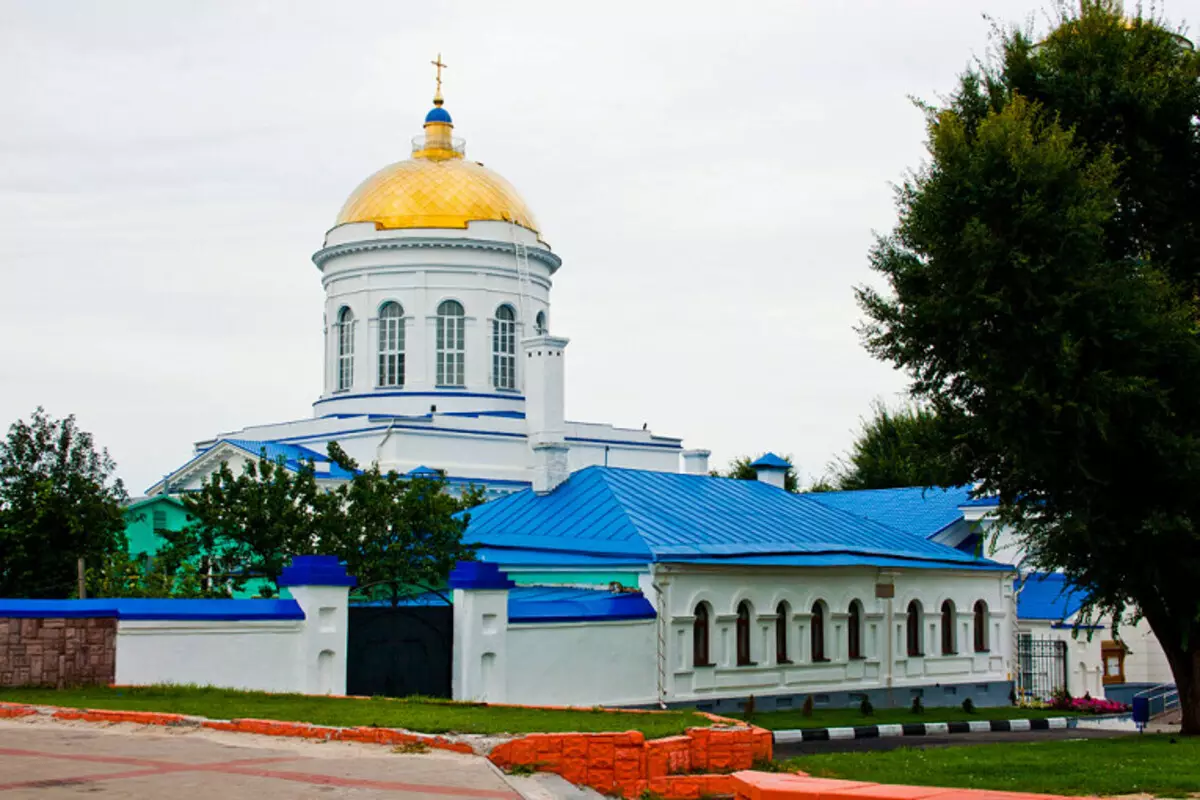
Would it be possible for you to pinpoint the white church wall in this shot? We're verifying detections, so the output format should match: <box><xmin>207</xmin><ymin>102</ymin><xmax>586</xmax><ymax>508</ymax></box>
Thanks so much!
<box><xmin>116</xmin><ymin>620</ymin><xmax>305</xmax><ymax>692</ymax></box>
<box><xmin>661</xmin><ymin>566</ymin><xmax>1012</xmax><ymax>708</ymax></box>
<box><xmin>504</xmin><ymin>621</ymin><xmax>658</xmax><ymax>707</ymax></box>
<box><xmin>114</xmin><ymin>568</ymin><xmax>351</xmax><ymax>695</ymax></box>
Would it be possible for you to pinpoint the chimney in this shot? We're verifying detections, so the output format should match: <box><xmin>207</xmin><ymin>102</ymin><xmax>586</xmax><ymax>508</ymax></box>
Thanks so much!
<box><xmin>681</xmin><ymin>449</ymin><xmax>711</xmax><ymax>475</ymax></box>
<box><xmin>524</xmin><ymin>334</ymin><xmax>571</xmax><ymax>494</ymax></box>
<box><xmin>750</xmin><ymin>452</ymin><xmax>791</xmax><ymax>489</ymax></box>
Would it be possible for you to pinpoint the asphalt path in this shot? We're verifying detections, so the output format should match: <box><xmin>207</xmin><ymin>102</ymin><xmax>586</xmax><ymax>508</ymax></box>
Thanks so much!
<box><xmin>773</xmin><ymin>726</ymin><xmax>1133</xmax><ymax>757</ymax></box>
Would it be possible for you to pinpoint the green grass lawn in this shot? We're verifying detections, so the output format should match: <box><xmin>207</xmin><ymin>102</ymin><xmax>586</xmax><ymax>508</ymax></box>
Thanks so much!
<box><xmin>742</xmin><ymin>705</ymin><xmax>1081</xmax><ymax>730</ymax></box>
<box><xmin>0</xmin><ymin>685</ymin><xmax>707</xmax><ymax>737</ymax></box>
<box><xmin>781</xmin><ymin>735</ymin><xmax>1199</xmax><ymax>798</ymax></box>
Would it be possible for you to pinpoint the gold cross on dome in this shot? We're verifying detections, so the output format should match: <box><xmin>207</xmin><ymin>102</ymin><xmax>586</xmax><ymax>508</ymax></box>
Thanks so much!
<box><xmin>431</xmin><ymin>53</ymin><xmax>447</xmax><ymax>103</ymax></box>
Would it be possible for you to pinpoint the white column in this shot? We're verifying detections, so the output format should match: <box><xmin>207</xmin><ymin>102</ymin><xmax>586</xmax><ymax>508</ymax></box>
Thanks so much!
<box><xmin>277</xmin><ymin>556</ymin><xmax>356</xmax><ymax>695</ymax></box>
<box><xmin>449</xmin><ymin>562</ymin><xmax>513</xmax><ymax>703</ymax></box>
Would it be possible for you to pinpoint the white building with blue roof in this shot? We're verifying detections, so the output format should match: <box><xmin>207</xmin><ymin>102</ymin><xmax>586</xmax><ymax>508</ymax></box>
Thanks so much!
<box><xmin>147</xmin><ymin>80</ymin><xmax>697</xmax><ymax>501</ymax></box>
<box><xmin>806</xmin><ymin>486</ymin><xmax>1172</xmax><ymax>704</ymax></box>
<box><xmin>452</xmin><ymin>460</ymin><xmax>1017</xmax><ymax>711</ymax></box>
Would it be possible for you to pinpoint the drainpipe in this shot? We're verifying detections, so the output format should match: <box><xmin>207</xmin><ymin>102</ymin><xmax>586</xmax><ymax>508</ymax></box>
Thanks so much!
<box><xmin>651</xmin><ymin>568</ymin><xmax>668</xmax><ymax>709</ymax></box>
<box><xmin>885</xmin><ymin>595</ymin><xmax>894</xmax><ymax>705</ymax></box>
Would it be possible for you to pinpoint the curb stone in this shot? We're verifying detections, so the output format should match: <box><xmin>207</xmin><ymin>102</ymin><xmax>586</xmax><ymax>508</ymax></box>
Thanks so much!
<box><xmin>0</xmin><ymin>701</ymin><xmax>476</xmax><ymax>754</ymax></box>
<box><xmin>772</xmin><ymin>716</ymin><xmax>1071</xmax><ymax>743</ymax></box>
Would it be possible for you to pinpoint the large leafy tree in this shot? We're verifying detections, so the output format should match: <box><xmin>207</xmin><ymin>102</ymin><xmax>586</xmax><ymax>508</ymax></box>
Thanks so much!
<box><xmin>859</xmin><ymin>2</ymin><xmax>1200</xmax><ymax>732</ymax></box>
<box><xmin>325</xmin><ymin>445</ymin><xmax>476</xmax><ymax>604</ymax></box>
<box><xmin>177</xmin><ymin>443</ymin><xmax>477</xmax><ymax>600</ymax></box>
<box><xmin>830</xmin><ymin>402</ymin><xmax>961</xmax><ymax>490</ymax></box>
<box><xmin>0</xmin><ymin>408</ymin><xmax>128</xmax><ymax>597</ymax></box>
<box><xmin>178</xmin><ymin>452</ymin><xmax>323</xmax><ymax>596</ymax></box>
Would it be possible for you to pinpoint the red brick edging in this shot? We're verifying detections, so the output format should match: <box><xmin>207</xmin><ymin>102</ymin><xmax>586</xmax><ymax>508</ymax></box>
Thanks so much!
<box><xmin>488</xmin><ymin>721</ymin><xmax>773</xmax><ymax>799</ymax></box>
<box><xmin>729</xmin><ymin>769</ymin><xmax>1087</xmax><ymax>800</ymax></box>
<box><xmin>0</xmin><ymin>701</ymin><xmax>473</xmax><ymax>754</ymax></box>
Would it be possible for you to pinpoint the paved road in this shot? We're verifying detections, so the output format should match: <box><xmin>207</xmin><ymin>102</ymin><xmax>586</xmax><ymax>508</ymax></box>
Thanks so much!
<box><xmin>773</xmin><ymin>726</ymin><xmax>1132</xmax><ymax>757</ymax></box>
<box><xmin>0</xmin><ymin>718</ymin><xmax>519</xmax><ymax>799</ymax></box>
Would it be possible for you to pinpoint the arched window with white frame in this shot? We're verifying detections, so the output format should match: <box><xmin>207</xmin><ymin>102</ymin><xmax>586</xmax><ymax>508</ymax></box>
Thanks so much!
<box><xmin>973</xmin><ymin>600</ymin><xmax>989</xmax><ymax>652</ymax></box>
<box><xmin>906</xmin><ymin>600</ymin><xmax>924</xmax><ymax>656</ymax></box>
<box><xmin>492</xmin><ymin>304</ymin><xmax>516</xmax><ymax>390</ymax></box>
<box><xmin>377</xmin><ymin>301</ymin><xmax>405</xmax><ymax>387</ymax></box>
<box><xmin>436</xmin><ymin>300</ymin><xmax>465</xmax><ymax>386</ymax></box>
<box><xmin>848</xmin><ymin>599</ymin><xmax>864</xmax><ymax>660</ymax></box>
<box><xmin>336</xmin><ymin>306</ymin><xmax>355</xmax><ymax>391</ymax></box>
<box><xmin>535</xmin><ymin>310</ymin><xmax>547</xmax><ymax>335</ymax></box>
<box><xmin>941</xmin><ymin>600</ymin><xmax>957</xmax><ymax>655</ymax></box>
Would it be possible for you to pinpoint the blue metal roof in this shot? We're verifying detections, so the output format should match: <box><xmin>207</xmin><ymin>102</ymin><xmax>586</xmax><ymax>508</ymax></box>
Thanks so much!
<box><xmin>464</xmin><ymin>467</ymin><xmax>1007</xmax><ymax>570</ymax></box>
<box><xmin>507</xmin><ymin>586</ymin><xmax>655</xmax><ymax>623</ymax></box>
<box><xmin>809</xmin><ymin>485</ymin><xmax>973</xmax><ymax>539</ymax></box>
<box><xmin>0</xmin><ymin>598</ymin><xmax>304</xmax><ymax>621</ymax></box>
<box><xmin>1016</xmin><ymin>572</ymin><xmax>1087</xmax><ymax>621</ymax></box>
<box><xmin>962</xmin><ymin>495</ymin><xmax>1000</xmax><ymax>508</ymax></box>
<box><xmin>475</xmin><ymin>546</ymin><xmax>650</xmax><ymax>567</ymax></box>
<box><xmin>222</xmin><ymin>439</ymin><xmax>357</xmax><ymax>481</ymax></box>
<box><xmin>750</xmin><ymin>452</ymin><xmax>791</xmax><ymax>469</ymax></box>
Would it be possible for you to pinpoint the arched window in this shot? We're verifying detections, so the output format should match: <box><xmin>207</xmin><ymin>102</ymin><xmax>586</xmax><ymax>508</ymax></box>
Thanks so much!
<box><xmin>906</xmin><ymin>600</ymin><xmax>924</xmax><ymax>657</ymax></box>
<box><xmin>436</xmin><ymin>300</ymin><xmax>465</xmax><ymax>386</ymax></box>
<box><xmin>693</xmin><ymin>603</ymin><xmax>711</xmax><ymax>667</ymax></box>
<box><xmin>848</xmin><ymin>600</ymin><xmax>863</xmax><ymax>660</ymax></box>
<box><xmin>775</xmin><ymin>601</ymin><xmax>791</xmax><ymax>663</ymax></box>
<box><xmin>377</xmin><ymin>302</ymin><xmax>405</xmax><ymax>387</ymax></box>
<box><xmin>736</xmin><ymin>601</ymin><xmax>753</xmax><ymax>666</ymax></box>
<box><xmin>973</xmin><ymin>600</ymin><xmax>989</xmax><ymax>652</ymax></box>
<box><xmin>492</xmin><ymin>305</ymin><xmax>516</xmax><ymax>390</ymax></box>
<box><xmin>336</xmin><ymin>307</ymin><xmax>355</xmax><ymax>391</ymax></box>
<box><xmin>941</xmin><ymin>600</ymin><xmax>957</xmax><ymax>655</ymax></box>
<box><xmin>810</xmin><ymin>601</ymin><xmax>827</xmax><ymax>662</ymax></box>
<box><xmin>535</xmin><ymin>310</ymin><xmax>547</xmax><ymax>335</ymax></box>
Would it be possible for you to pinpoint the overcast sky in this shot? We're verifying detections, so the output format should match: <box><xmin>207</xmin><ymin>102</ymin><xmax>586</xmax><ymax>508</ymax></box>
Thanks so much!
<box><xmin>4</xmin><ymin>0</ymin><xmax>1184</xmax><ymax>494</ymax></box>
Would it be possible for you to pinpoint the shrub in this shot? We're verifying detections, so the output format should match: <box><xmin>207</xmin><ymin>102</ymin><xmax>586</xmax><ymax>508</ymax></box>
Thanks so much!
<box><xmin>911</xmin><ymin>696</ymin><xmax>924</xmax><ymax>714</ymax></box>
<box><xmin>859</xmin><ymin>696</ymin><xmax>874</xmax><ymax>716</ymax></box>
<box><xmin>961</xmin><ymin>697</ymin><xmax>976</xmax><ymax>714</ymax></box>
<box><xmin>1049</xmin><ymin>687</ymin><xmax>1073</xmax><ymax>711</ymax></box>
<box><xmin>802</xmin><ymin>695</ymin><xmax>814</xmax><ymax>717</ymax></box>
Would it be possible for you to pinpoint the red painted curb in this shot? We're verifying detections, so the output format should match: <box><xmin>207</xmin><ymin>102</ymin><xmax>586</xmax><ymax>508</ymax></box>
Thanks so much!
<box><xmin>1</xmin><ymin>701</ymin><xmax>474</xmax><ymax>755</ymax></box>
<box><xmin>0</xmin><ymin>703</ymin><xmax>38</xmax><ymax>719</ymax></box>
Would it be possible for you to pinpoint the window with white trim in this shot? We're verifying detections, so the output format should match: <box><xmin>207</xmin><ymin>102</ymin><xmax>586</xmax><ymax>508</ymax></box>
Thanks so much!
<box><xmin>436</xmin><ymin>300</ymin><xmax>465</xmax><ymax>386</ymax></box>
<box><xmin>377</xmin><ymin>301</ymin><xmax>405</xmax><ymax>387</ymax></box>
<box><xmin>336</xmin><ymin>306</ymin><xmax>355</xmax><ymax>391</ymax></box>
<box><xmin>535</xmin><ymin>310</ymin><xmax>547</xmax><ymax>335</ymax></box>
<box><xmin>492</xmin><ymin>304</ymin><xmax>516</xmax><ymax>390</ymax></box>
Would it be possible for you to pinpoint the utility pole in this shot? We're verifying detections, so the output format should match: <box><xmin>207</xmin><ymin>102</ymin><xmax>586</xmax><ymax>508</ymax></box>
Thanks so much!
<box><xmin>77</xmin><ymin>557</ymin><xmax>86</xmax><ymax>599</ymax></box>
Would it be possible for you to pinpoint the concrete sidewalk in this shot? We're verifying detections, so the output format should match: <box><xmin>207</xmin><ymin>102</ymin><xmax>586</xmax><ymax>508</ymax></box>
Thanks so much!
<box><xmin>0</xmin><ymin>717</ymin><xmax>521</xmax><ymax>799</ymax></box>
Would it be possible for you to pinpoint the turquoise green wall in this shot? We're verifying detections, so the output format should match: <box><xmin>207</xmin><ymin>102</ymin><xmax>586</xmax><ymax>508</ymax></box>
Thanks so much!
<box><xmin>123</xmin><ymin>496</ymin><xmax>190</xmax><ymax>556</ymax></box>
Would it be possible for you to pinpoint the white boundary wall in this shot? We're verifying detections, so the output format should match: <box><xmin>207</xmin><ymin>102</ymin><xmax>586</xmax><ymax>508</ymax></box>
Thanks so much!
<box><xmin>505</xmin><ymin>621</ymin><xmax>657</xmax><ymax>707</ymax></box>
<box><xmin>113</xmin><ymin>575</ymin><xmax>350</xmax><ymax>695</ymax></box>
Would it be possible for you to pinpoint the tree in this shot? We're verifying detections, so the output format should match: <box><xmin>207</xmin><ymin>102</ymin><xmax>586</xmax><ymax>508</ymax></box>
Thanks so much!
<box><xmin>711</xmin><ymin>455</ymin><xmax>800</xmax><ymax>492</ymax></box>
<box><xmin>87</xmin><ymin>546</ymin><xmax>231</xmax><ymax>599</ymax></box>
<box><xmin>830</xmin><ymin>401</ymin><xmax>961</xmax><ymax>490</ymax></box>
<box><xmin>324</xmin><ymin>444</ymin><xmax>476</xmax><ymax>605</ymax></box>
<box><xmin>178</xmin><ymin>451</ymin><xmax>322</xmax><ymax>596</ymax></box>
<box><xmin>858</xmin><ymin>2</ymin><xmax>1200</xmax><ymax>732</ymax></box>
<box><xmin>0</xmin><ymin>408</ymin><xmax>128</xmax><ymax>598</ymax></box>
<box><xmin>177</xmin><ymin>443</ymin><xmax>477</xmax><ymax>602</ymax></box>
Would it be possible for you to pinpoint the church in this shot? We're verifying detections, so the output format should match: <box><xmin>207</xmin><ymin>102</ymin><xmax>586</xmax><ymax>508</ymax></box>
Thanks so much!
<box><xmin>138</xmin><ymin>64</ymin><xmax>1026</xmax><ymax>711</ymax></box>
<box><xmin>148</xmin><ymin>60</ymin><xmax>691</xmax><ymax>500</ymax></box>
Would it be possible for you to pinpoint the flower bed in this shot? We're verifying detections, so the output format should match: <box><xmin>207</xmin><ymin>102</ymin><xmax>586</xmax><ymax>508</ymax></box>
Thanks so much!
<box><xmin>1055</xmin><ymin>695</ymin><xmax>1130</xmax><ymax>715</ymax></box>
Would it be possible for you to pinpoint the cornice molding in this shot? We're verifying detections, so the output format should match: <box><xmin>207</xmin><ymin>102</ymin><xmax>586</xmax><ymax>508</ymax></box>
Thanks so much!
<box><xmin>312</xmin><ymin>236</ymin><xmax>562</xmax><ymax>272</ymax></box>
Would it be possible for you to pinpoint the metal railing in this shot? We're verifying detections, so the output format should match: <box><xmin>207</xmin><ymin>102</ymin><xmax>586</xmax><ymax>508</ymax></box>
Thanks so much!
<box><xmin>1132</xmin><ymin>683</ymin><xmax>1180</xmax><ymax>731</ymax></box>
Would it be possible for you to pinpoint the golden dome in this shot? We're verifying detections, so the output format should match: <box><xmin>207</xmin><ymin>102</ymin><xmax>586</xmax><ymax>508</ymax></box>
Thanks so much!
<box><xmin>334</xmin><ymin>103</ymin><xmax>540</xmax><ymax>234</ymax></box>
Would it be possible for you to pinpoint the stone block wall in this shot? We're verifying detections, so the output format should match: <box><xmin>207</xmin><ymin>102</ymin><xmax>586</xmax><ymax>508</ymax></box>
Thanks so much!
<box><xmin>0</xmin><ymin>617</ymin><xmax>116</xmax><ymax>687</ymax></box>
